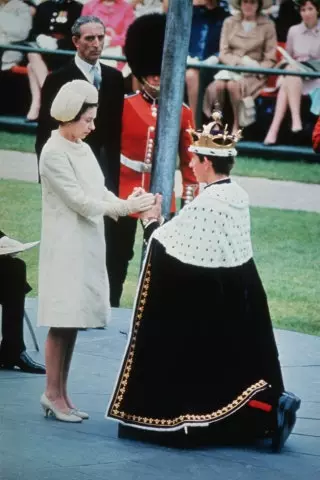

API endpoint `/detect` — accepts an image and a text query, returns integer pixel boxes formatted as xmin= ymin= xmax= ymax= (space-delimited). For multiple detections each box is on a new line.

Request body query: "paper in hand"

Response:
xmin=0 ymin=237 xmax=40 ymax=256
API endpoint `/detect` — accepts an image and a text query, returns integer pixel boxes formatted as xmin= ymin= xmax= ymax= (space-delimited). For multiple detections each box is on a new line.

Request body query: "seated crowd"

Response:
xmin=0 ymin=0 xmax=319 ymax=149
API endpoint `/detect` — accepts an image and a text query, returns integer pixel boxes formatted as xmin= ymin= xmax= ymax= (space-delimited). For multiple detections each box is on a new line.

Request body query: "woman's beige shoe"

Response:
xmin=40 ymin=394 xmax=82 ymax=423
xmin=71 ymin=409 xmax=89 ymax=420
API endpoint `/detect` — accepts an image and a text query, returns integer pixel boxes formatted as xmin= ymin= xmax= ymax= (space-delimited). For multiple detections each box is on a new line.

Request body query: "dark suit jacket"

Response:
xmin=35 ymin=59 xmax=124 ymax=194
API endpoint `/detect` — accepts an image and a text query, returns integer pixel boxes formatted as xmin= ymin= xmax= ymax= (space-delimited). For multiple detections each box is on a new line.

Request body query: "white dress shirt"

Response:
xmin=75 ymin=53 xmax=101 ymax=84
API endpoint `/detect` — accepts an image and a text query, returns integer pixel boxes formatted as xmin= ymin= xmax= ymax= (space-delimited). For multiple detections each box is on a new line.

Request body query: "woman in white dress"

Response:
xmin=38 ymin=79 xmax=154 ymax=423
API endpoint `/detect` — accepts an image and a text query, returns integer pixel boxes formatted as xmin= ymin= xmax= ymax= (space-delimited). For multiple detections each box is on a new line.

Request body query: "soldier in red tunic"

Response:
xmin=107 ymin=13 xmax=198 ymax=307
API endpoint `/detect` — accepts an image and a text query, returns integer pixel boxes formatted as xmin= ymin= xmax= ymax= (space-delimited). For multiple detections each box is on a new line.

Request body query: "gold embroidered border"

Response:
xmin=111 ymin=380 xmax=268 ymax=428
xmin=109 ymin=244 xmax=268 ymax=429
xmin=109 ymin=247 xmax=153 ymax=414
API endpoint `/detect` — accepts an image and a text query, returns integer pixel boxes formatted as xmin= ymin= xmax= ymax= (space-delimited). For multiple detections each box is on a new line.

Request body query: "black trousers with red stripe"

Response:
xmin=106 ymin=216 xmax=138 ymax=308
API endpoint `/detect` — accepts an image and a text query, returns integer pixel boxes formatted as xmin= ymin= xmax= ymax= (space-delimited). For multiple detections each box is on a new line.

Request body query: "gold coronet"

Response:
xmin=187 ymin=107 xmax=242 ymax=151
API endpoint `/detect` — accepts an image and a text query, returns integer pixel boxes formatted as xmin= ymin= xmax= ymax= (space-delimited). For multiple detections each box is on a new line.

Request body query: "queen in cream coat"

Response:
xmin=38 ymin=80 xmax=154 ymax=423
xmin=38 ymin=129 xmax=113 ymax=329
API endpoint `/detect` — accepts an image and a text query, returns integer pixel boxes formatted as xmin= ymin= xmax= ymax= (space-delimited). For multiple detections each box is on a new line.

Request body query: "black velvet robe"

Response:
xmin=107 ymin=181 xmax=284 ymax=433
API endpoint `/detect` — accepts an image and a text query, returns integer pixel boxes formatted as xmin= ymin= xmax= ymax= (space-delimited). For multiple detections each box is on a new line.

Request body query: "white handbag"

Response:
xmin=214 ymin=69 xmax=242 ymax=82
xmin=238 ymin=96 xmax=256 ymax=127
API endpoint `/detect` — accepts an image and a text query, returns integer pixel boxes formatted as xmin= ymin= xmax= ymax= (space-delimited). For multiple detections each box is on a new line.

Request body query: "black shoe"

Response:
xmin=0 ymin=351 xmax=46 ymax=374
xmin=290 ymin=129 xmax=307 ymax=146
xmin=271 ymin=392 xmax=301 ymax=453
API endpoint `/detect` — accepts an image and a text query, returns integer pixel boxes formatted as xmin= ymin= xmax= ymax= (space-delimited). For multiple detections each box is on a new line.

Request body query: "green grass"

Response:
xmin=233 ymin=156 xmax=320 ymax=184
xmin=1 ymin=178 xmax=319 ymax=336
xmin=1 ymin=131 xmax=320 ymax=183
xmin=0 ymin=132 xmax=36 ymax=154
xmin=0 ymin=180 xmax=42 ymax=293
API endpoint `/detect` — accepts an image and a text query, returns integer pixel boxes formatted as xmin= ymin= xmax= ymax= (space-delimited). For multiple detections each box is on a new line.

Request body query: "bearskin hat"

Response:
xmin=124 ymin=13 xmax=166 ymax=81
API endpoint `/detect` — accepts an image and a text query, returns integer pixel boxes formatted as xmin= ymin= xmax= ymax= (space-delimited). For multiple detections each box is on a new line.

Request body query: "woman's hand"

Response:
xmin=126 ymin=190 xmax=155 ymax=214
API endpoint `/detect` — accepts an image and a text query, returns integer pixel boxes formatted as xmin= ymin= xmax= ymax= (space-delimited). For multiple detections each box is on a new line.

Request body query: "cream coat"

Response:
xmin=218 ymin=14 xmax=277 ymax=73
xmin=38 ymin=130 xmax=116 ymax=329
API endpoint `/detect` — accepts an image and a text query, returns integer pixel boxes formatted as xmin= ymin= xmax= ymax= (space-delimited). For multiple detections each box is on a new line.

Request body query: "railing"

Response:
xmin=0 ymin=42 xmax=319 ymax=158
xmin=1 ymin=42 xmax=320 ymax=78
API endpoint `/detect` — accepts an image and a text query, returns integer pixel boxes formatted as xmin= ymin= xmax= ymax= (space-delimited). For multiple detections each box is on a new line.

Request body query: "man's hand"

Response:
xmin=140 ymin=193 xmax=162 ymax=222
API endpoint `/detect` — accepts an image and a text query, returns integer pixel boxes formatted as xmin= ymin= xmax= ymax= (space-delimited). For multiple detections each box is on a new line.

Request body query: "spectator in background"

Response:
xmin=312 ymin=114 xmax=320 ymax=151
xmin=0 ymin=0 xmax=32 ymax=71
xmin=25 ymin=0 xmax=82 ymax=121
xmin=186 ymin=0 xmax=230 ymax=123
xmin=264 ymin=0 xmax=320 ymax=145
xmin=81 ymin=0 xmax=135 ymax=70
xmin=203 ymin=0 xmax=277 ymax=134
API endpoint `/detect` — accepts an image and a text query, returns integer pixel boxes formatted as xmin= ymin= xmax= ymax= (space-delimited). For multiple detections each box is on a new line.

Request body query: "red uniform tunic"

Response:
xmin=119 ymin=91 xmax=197 ymax=212
xmin=312 ymin=116 xmax=320 ymax=153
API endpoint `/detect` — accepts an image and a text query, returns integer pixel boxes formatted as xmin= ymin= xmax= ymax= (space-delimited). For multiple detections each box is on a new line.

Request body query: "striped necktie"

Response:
xmin=91 ymin=65 xmax=101 ymax=90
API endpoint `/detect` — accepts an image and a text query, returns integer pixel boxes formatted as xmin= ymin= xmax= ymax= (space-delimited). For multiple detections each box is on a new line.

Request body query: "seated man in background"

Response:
xmin=312 ymin=115 xmax=320 ymax=153
xmin=0 ymin=231 xmax=45 ymax=374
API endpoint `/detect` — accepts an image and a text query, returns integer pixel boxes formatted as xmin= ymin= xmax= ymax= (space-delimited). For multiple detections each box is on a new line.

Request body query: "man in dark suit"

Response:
xmin=35 ymin=15 xmax=124 ymax=195
xmin=0 ymin=231 xmax=45 ymax=374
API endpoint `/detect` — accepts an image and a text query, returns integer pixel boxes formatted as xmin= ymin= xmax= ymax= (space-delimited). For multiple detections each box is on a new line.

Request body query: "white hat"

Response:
xmin=50 ymin=80 xmax=98 ymax=122
xmin=230 ymin=0 xmax=273 ymax=10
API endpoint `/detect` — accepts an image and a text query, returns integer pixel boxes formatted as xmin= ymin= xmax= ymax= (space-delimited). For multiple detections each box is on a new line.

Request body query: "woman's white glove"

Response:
xmin=103 ymin=189 xmax=153 ymax=220
xmin=187 ymin=55 xmax=200 ymax=65
xmin=126 ymin=190 xmax=155 ymax=214
xmin=202 ymin=55 xmax=219 ymax=66
xmin=36 ymin=34 xmax=58 ymax=50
